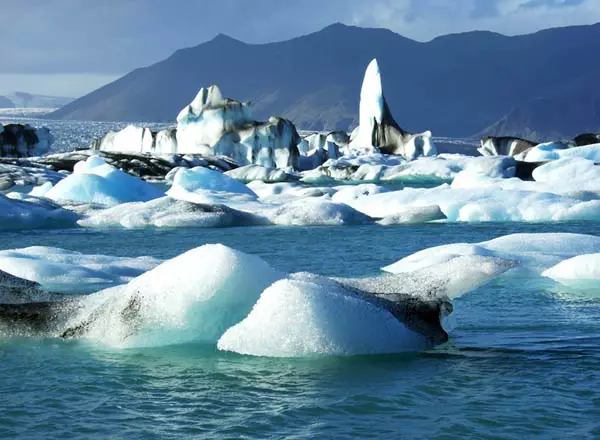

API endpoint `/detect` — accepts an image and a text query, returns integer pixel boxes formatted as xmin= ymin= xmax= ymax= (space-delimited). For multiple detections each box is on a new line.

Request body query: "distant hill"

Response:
xmin=8 ymin=92 xmax=73 ymax=109
xmin=479 ymin=74 xmax=600 ymax=141
xmin=51 ymin=23 xmax=600 ymax=139
xmin=0 ymin=96 xmax=15 ymax=108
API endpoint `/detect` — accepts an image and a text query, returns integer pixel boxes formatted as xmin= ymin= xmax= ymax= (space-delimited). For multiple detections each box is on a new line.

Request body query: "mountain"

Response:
xmin=479 ymin=74 xmax=600 ymax=141
xmin=51 ymin=23 xmax=600 ymax=138
xmin=0 ymin=96 xmax=15 ymax=108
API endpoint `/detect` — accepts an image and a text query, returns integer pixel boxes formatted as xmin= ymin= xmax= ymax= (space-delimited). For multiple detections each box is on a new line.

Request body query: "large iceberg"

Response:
xmin=176 ymin=85 xmax=300 ymax=169
xmin=348 ymin=59 xmax=436 ymax=160
xmin=91 ymin=85 xmax=301 ymax=170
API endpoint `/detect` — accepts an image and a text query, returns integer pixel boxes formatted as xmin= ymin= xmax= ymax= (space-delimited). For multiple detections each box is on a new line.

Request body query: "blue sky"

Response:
xmin=1 ymin=0 xmax=598 ymax=97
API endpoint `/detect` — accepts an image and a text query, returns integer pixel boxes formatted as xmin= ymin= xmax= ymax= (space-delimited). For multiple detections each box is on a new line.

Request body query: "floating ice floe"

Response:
xmin=542 ymin=254 xmax=600 ymax=290
xmin=78 ymin=196 xmax=266 ymax=229
xmin=43 ymin=156 xmax=164 ymax=206
xmin=383 ymin=233 xmax=600 ymax=275
xmin=263 ymin=198 xmax=373 ymax=226
xmin=63 ymin=245 xmax=285 ymax=347
xmin=522 ymin=143 xmax=600 ymax=163
xmin=0 ymin=247 xmax=160 ymax=293
xmin=225 ymin=164 xmax=298 ymax=183
xmin=301 ymin=154 xmax=512 ymax=185
xmin=0 ymin=192 xmax=78 ymax=230
xmin=346 ymin=160 xmax=600 ymax=222
xmin=166 ymin=166 xmax=258 ymax=205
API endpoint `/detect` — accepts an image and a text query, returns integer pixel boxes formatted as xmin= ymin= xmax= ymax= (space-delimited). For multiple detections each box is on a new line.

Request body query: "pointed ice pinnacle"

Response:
xmin=350 ymin=58 xmax=436 ymax=160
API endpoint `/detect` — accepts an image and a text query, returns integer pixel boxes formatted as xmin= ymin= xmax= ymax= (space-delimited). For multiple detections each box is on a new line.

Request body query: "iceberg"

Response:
xmin=383 ymin=233 xmax=600 ymax=275
xmin=44 ymin=156 xmax=164 ymax=206
xmin=176 ymin=85 xmax=300 ymax=169
xmin=62 ymin=245 xmax=284 ymax=347
xmin=0 ymin=123 xmax=53 ymax=157
xmin=90 ymin=86 xmax=300 ymax=170
xmin=218 ymin=255 xmax=514 ymax=357
xmin=478 ymin=136 xmax=538 ymax=157
xmin=522 ymin=143 xmax=600 ymax=163
xmin=78 ymin=197 xmax=266 ymax=229
xmin=542 ymin=254 xmax=600 ymax=290
xmin=218 ymin=274 xmax=428 ymax=357
xmin=0 ymin=193 xmax=77 ymax=230
xmin=264 ymin=198 xmax=373 ymax=226
xmin=348 ymin=59 xmax=436 ymax=160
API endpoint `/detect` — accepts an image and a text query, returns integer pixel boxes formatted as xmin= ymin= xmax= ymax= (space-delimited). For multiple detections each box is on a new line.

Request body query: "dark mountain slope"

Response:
xmin=51 ymin=23 xmax=600 ymax=138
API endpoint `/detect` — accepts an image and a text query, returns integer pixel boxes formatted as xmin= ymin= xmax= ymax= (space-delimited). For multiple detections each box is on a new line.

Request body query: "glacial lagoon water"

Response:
xmin=1 ymin=222 xmax=600 ymax=439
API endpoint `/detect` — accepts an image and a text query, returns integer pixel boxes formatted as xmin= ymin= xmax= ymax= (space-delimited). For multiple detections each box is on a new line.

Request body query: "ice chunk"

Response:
xmin=377 ymin=205 xmax=446 ymax=225
xmin=217 ymin=274 xmax=427 ymax=357
xmin=68 ymin=244 xmax=284 ymax=347
xmin=265 ymin=199 xmax=373 ymax=226
xmin=0 ymin=193 xmax=77 ymax=230
xmin=78 ymin=197 xmax=266 ymax=229
xmin=348 ymin=182 xmax=600 ymax=222
xmin=0 ymin=247 xmax=160 ymax=293
xmin=168 ymin=167 xmax=257 ymax=197
xmin=522 ymin=142 xmax=600 ymax=163
xmin=478 ymin=136 xmax=537 ymax=157
xmin=45 ymin=156 xmax=164 ymax=206
xmin=543 ymin=254 xmax=600 ymax=290
xmin=225 ymin=164 xmax=298 ymax=183
xmin=384 ymin=233 xmax=600 ymax=274
xmin=330 ymin=184 xmax=389 ymax=204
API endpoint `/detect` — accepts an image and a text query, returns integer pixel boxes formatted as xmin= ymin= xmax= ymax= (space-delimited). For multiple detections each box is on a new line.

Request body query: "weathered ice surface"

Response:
xmin=478 ymin=136 xmax=538 ymax=157
xmin=573 ymin=133 xmax=600 ymax=147
xmin=19 ymin=150 xmax=237 ymax=181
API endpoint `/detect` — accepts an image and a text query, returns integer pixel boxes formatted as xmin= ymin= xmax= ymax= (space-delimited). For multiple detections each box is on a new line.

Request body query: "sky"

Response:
xmin=1 ymin=0 xmax=599 ymax=98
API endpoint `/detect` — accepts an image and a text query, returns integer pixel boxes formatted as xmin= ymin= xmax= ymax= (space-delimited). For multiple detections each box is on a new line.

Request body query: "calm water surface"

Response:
xmin=1 ymin=223 xmax=599 ymax=439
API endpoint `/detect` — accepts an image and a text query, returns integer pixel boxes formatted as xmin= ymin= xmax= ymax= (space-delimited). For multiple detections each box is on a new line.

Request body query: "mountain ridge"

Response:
xmin=50 ymin=22 xmax=600 ymax=139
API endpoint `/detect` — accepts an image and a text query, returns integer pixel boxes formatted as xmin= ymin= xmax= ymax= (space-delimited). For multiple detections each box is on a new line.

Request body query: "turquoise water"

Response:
xmin=1 ymin=223 xmax=600 ymax=438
